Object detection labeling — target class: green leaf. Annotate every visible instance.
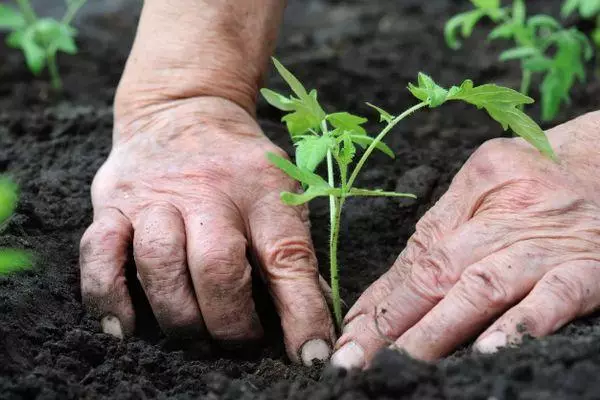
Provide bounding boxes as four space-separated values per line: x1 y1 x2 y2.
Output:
522 55 553 72
280 186 338 206
261 88 296 111
266 152 329 187
447 82 555 160
272 57 308 100
444 10 486 50
366 102 395 123
527 15 561 31
0 5 25 30
0 177 18 225
338 134 356 165
53 30 77 54
471 0 500 9
295 136 332 172
347 188 416 198
499 46 538 61
408 72 449 107
488 21 516 40
265 59 327 137
512 0 526 26
327 112 368 135
21 35 46 75
5 30 23 48
349 135 395 158
0 249 33 275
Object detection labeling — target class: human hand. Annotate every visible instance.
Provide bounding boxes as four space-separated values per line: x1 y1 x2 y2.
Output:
332 112 600 369
79 96 334 365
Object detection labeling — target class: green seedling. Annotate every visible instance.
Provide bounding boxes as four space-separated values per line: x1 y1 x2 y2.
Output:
562 0 600 47
262 58 555 329
445 0 592 121
0 0 87 90
0 177 32 275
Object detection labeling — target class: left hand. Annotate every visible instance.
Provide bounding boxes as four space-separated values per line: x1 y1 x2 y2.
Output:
331 112 600 369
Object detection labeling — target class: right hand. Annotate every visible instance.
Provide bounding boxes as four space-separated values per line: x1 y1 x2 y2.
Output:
79 96 334 366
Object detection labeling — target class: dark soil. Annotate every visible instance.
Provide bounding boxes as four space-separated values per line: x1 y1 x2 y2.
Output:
1 0 600 399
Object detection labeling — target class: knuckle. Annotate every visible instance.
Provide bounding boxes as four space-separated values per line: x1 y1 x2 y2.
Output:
512 306 545 337
134 232 183 263
413 217 443 250
539 271 584 311
80 220 129 265
262 237 317 275
200 237 248 285
407 247 456 301
459 265 510 310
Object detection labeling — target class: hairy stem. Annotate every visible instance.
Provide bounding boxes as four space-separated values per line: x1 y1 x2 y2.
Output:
16 0 37 24
329 197 344 329
347 102 428 189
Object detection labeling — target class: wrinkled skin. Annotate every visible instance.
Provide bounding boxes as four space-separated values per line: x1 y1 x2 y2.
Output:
332 112 600 369
79 97 334 365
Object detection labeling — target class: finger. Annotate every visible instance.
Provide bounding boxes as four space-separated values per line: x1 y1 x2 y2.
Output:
80 208 135 338
248 195 334 366
186 208 263 342
392 241 559 360
474 260 600 353
333 216 519 369
133 203 204 337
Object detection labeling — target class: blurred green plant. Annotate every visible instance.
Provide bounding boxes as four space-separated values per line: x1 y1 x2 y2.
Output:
445 0 592 121
562 0 600 47
0 0 87 90
0 177 32 275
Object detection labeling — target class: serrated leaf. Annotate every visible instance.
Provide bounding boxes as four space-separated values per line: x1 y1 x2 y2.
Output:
366 102 395 123
0 249 33 275
327 112 368 135
272 57 308 100
338 135 356 165
261 88 295 111
266 152 329 187
408 73 449 107
446 82 555 159
499 46 538 61
347 188 416 198
0 5 25 30
295 135 332 172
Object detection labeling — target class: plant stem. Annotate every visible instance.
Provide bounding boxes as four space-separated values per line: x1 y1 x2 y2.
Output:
16 0 37 25
520 68 532 98
329 197 344 329
47 52 62 90
62 0 87 25
347 102 428 189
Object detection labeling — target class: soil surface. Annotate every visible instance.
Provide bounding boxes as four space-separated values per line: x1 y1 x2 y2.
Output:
1 0 600 399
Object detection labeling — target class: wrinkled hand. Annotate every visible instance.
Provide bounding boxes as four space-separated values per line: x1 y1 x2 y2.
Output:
332 112 600 369
80 97 334 365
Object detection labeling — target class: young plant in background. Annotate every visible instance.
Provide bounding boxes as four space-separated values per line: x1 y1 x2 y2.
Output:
0 177 32 275
562 0 600 47
262 58 555 329
0 0 87 90
445 0 592 121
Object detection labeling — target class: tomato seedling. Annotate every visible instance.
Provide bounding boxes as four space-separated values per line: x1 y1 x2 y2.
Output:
0 177 32 275
262 58 555 329
0 0 87 90
445 0 592 121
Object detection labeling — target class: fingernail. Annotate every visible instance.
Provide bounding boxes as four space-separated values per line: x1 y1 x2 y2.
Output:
101 315 123 339
300 339 331 366
331 341 365 370
475 331 507 354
